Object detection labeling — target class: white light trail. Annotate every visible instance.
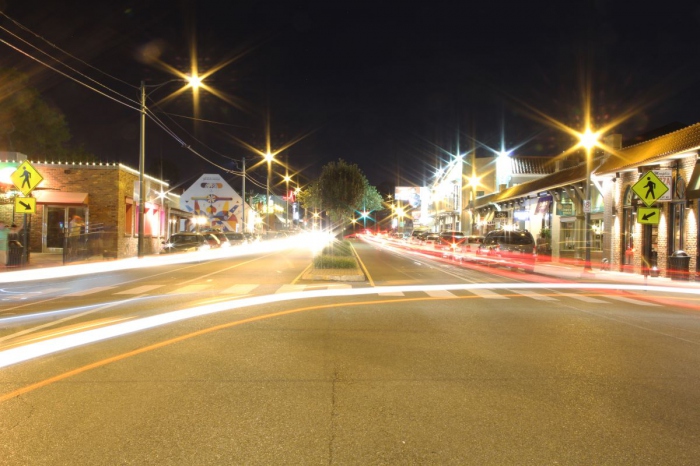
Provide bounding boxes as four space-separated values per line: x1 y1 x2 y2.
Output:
0 282 698 369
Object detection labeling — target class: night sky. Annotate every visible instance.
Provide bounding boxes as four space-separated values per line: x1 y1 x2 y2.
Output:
2 0 700 194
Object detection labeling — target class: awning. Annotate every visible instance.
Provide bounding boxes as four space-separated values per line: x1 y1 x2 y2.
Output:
33 191 89 205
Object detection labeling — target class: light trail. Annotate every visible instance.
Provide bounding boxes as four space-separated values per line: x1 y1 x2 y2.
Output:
0 232 329 284
0 282 698 369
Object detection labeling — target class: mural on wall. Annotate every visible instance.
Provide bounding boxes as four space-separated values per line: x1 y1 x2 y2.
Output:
180 174 252 232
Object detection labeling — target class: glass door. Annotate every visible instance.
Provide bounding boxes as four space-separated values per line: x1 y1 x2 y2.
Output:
44 206 87 252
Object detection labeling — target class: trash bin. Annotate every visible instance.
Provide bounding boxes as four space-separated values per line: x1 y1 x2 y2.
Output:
668 250 690 280
7 240 24 267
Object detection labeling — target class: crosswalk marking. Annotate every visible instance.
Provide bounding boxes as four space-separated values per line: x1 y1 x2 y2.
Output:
64 286 118 297
467 288 509 299
276 284 307 294
554 292 607 303
168 284 210 294
425 290 457 298
114 285 165 295
606 295 659 306
507 289 558 301
36 288 68 295
378 291 405 296
222 284 260 295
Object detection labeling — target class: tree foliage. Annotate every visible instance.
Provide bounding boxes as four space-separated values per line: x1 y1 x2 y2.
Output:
0 68 96 162
317 159 366 222
298 159 383 225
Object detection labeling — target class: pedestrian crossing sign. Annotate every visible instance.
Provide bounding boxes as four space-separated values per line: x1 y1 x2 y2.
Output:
10 161 44 196
14 196 36 214
632 170 669 207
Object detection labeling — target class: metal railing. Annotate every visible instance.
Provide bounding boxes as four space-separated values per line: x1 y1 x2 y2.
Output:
63 224 118 264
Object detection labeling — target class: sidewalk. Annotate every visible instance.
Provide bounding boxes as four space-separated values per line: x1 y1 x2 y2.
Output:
2 251 698 289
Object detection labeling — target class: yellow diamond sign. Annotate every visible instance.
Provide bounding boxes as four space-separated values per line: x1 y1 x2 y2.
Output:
10 161 44 196
632 170 669 207
14 196 36 214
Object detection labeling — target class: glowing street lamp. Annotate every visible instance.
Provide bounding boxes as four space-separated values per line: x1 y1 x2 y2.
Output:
580 127 599 272
264 152 274 232
283 174 291 230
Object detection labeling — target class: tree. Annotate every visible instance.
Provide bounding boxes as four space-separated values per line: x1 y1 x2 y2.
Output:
317 159 366 223
358 179 383 213
0 68 96 162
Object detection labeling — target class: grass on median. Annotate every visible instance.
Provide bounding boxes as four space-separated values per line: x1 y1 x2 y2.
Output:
313 240 358 269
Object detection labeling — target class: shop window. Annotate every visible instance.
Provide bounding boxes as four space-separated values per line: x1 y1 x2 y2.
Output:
591 218 603 251
560 221 576 251
670 202 685 252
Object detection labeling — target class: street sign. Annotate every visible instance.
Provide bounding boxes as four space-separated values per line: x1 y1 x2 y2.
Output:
583 200 591 213
632 170 669 207
10 161 44 196
654 169 673 202
637 207 660 225
14 196 36 214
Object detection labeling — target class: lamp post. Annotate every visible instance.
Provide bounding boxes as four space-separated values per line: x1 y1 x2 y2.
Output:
138 77 200 258
580 128 598 272
283 174 291 231
264 152 274 232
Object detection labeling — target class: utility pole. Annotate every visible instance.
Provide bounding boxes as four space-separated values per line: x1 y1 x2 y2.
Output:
241 157 246 233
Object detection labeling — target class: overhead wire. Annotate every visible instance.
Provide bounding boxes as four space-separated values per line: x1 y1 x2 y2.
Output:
0 11 290 194
0 10 138 90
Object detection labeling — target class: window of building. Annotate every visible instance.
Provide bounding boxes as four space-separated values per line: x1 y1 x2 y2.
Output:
670 202 685 252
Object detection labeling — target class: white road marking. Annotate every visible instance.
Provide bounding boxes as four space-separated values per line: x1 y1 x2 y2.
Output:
508 289 558 301
606 295 659 306
468 288 508 299
425 290 457 298
222 284 260 295
554 292 607 303
114 285 165 295
64 286 119 297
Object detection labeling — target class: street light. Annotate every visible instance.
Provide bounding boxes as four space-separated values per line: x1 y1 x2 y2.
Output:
264 152 275 232
580 128 598 272
283 174 291 231
138 76 200 258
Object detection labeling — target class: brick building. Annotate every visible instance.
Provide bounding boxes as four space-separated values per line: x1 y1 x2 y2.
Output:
0 156 187 259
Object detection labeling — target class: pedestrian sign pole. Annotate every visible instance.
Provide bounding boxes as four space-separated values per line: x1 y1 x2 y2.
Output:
10 161 45 265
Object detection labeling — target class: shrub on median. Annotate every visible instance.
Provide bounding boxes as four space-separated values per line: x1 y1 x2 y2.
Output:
313 255 357 269
314 240 357 269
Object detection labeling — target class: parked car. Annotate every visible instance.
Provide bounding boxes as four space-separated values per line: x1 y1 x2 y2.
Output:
206 232 230 248
421 232 441 246
224 232 248 246
476 229 537 270
160 232 211 254
438 231 467 252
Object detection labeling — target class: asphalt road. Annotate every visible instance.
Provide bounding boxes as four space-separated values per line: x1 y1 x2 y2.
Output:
1 236 699 464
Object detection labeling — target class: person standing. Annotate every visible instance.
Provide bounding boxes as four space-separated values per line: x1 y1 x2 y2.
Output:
0 222 7 266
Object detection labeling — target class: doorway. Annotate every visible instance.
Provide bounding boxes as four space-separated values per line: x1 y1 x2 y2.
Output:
44 206 87 252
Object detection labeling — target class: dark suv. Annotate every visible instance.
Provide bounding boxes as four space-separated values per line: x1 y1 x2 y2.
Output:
160 232 211 254
438 231 467 253
477 229 537 271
